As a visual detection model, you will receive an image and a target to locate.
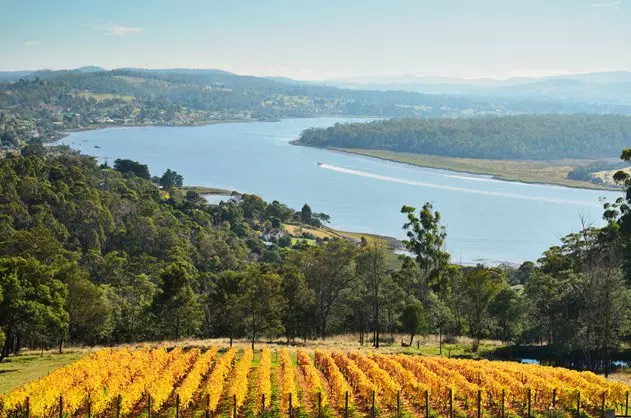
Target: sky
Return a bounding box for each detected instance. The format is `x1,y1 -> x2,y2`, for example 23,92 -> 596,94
1,0 -> 630,80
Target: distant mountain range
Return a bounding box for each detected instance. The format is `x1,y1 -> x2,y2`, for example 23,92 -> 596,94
2,67 -> 631,107
323,71 -> 631,103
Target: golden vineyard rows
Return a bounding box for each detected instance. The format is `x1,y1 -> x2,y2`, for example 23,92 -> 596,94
1,347 -> 629,417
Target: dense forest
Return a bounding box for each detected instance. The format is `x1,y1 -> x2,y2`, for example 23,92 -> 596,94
1,145 -> 630,373
296,115 -> 631,160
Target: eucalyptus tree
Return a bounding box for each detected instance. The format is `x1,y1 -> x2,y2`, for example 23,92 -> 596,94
401,203 -> 450,302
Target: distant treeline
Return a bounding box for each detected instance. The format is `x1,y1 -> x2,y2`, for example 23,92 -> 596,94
296,115 -> 631,160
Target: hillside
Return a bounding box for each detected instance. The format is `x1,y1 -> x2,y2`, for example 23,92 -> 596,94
0,68 -> 486,149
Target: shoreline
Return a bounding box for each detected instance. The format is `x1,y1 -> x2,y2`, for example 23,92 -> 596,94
59,118 -> 254,138
319,146 -> 621,192
59,114 -> 376,139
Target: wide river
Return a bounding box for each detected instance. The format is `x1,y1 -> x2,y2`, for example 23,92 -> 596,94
59,117 -> 620,265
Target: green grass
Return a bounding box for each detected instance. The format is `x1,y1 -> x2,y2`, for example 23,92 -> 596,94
0,351 -> 86,394
335,148 -> 617,190
290,237 -> 316,246
180,185 -> 238,195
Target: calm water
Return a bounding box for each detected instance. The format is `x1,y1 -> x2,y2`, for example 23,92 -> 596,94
59,118 -> 620,264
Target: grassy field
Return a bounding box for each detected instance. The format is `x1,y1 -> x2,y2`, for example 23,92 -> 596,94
180,186 -> 238,195
0,350 -> 87,394
335,148 -> 618,190
76,92 -> 135,102
284,224 -> 403,251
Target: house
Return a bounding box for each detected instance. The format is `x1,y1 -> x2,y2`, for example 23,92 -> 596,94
260,228 -> 288,242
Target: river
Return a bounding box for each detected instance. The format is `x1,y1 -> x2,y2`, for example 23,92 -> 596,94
57,117 -> 620,265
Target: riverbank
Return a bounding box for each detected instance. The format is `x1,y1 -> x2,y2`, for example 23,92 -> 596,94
60,118 -> 254,136
330,148 -> 620,191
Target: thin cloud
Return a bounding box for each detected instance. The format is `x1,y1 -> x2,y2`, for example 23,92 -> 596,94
592,0 -> 623,8
93,23 -> 141,36
24,40 -> 41,46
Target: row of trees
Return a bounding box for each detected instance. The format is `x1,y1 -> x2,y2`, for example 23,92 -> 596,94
111,158 -> 183,188
1,147 -> 630,373
296,115 -> 631,160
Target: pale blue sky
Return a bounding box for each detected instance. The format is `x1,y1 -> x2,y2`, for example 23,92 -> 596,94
1,0 -> 629,79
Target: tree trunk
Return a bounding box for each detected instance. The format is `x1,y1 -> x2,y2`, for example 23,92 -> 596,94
375,296 -> 380,349
439,328 -> 442,355
472,337 -> 480,353
0,333 -> 11,362
409,333 -> 414,346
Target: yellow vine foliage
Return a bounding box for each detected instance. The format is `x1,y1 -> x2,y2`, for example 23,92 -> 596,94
314,350 -> 352,409
370,354 -> 428,409
205,347 -> 237,412
147,348 -> 199,412
228,349 -> 254,411
2,347 -> 630,418
256,348 -> 272,412
297,350 -> 327,411
331,351 -> 377,408
348,352 -> 399,406
176,347 -> 218,409
115,347 -> 176,415
279,349 -> 299,412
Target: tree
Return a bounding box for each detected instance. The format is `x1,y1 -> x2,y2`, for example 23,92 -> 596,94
356,242 -> 389,348
297,239 -> 357,339
460,266 -> 504,352
426,292 -> 454,355
208,271 -> 246,346
152,262 -> 203,340
488,287 -> 525,344
279,266 -> 315,342
278,235 -> 292,248
400,298 -> 427,346
514,261 -> 536,285
21,142 -> 46,157
401,203 -> 450,301
57,264 -> 112,345
240,265 -> 285,349
0,257 -> 68,361
159,169 -> 184,189
113,159 -> 151,180
582,251 -> 631,376
301,204 -> 312,224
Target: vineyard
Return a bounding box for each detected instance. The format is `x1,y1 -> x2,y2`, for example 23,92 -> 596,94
1,346 -> 629,418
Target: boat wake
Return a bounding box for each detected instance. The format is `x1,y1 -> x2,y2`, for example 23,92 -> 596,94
317,163 -> 600,207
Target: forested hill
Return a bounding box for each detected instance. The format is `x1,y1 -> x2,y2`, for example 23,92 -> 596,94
295,115 -> 631,160
0,145 -> 327,351
0,68 -> 484,149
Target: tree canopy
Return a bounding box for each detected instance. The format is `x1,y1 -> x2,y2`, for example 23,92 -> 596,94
296,115 -> 631,160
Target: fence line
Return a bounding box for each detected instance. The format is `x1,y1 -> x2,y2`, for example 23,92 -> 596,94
9,388 -> 631,417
